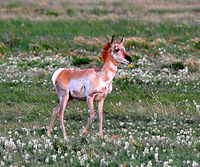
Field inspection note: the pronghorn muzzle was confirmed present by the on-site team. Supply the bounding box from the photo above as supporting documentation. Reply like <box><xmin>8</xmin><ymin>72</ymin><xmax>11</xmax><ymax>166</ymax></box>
<box><xmin>125</xmin><ymin>54</ymin><xmax>132</xmax><ymax>64</ymax></box>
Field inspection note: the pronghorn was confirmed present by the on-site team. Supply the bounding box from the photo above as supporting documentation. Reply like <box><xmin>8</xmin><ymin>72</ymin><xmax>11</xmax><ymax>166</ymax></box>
<box><xmin>47</xmin><ymin>35</ymin><xmax>132</xmax><ymax>137</ymax></box>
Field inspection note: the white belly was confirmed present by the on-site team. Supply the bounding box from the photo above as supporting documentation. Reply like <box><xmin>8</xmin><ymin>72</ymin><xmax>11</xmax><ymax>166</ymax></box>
<box><xmin>68</xmin><ymin>78</ymin><xmax>113</xmax><ymax>101</ymax></box>
<box><xmin>69</xmin><ymin>79</ymin><xmax>86</xmax><ymax>99</ymax></box>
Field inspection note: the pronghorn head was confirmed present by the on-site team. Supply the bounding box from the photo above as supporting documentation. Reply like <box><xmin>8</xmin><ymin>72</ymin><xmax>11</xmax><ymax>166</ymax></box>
<box><xmin>110</xmin><ymin>35</ymin><xmax>132</xmax><ymax>64</ymax></box>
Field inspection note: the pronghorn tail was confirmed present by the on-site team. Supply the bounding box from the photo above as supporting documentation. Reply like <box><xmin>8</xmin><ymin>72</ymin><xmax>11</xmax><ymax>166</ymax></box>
<box><xmin>52</xmin><ymin>68</ymin><xmax>65</xmax><ymax>87</ymax></box>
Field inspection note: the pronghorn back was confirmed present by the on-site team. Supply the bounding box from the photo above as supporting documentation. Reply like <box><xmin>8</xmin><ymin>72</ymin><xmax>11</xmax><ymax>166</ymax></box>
<box><xmin>52</xmin><ymin>68</ymin><xmax>101</xmax><ymax>87</ymax></box>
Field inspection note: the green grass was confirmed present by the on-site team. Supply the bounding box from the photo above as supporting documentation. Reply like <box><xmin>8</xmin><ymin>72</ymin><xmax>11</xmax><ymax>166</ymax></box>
<box><xmin>0</xmin><ymin>19</ymin><xmax>199</xmax><ymax>54</ymax></box>
<box><xmin>72</xmin><ymin>56</ymin><xmax>92</xmax><ymax>66</ymax></box>
<box><xmin>0</xmin><ymin>79</ymin><xmax>199</xmax><ymax>166</ymax></box>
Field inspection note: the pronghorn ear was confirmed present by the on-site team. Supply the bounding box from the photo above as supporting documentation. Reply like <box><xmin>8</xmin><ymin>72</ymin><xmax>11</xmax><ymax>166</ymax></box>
<box><xmin>120</xmin><ymin>36</ymin><xmax>124</xmax><ymax>45</ymax></box>
<box><xmin>110</xmin><ymin>35</ymin><xmax>115</xmax><ymax>44</ymax></box>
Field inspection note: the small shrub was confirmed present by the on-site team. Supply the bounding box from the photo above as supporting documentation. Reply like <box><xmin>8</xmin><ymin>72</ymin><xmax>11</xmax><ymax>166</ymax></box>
<box><xmin>29</xmin><ymin>44</ymin><xmax>41</xmax><ymax>53</ymax></box>
<box><xmin>195</xmin><ymin>42</ymin><xmax>200</xmax><ymax>50</ymax></box>
<box><xmin>171</xmin><ymin>62</ymin><xmax>185</xmax><ymax>71</ymax></box>
<box><xmin>0</xmin><ymin>43</ymin><xmax>7</xmax><ymax>54</ymax></box>
<box><xmin>90</xmin><ymin>7</ymin><xmax>108</xmax><ymax>16</ymax></box>
<box><xmin>5</xmin><ymin>37</ymin><xmax>22</xmax><ymax>47</ymax></box>
<box><xmin>72</xmin><ymin>56</ymin><xmax>92</xmax><ymax>66</ymax></box>
<box><xmin>46</xmin><ymin>10</ymin><xmax>59</xmax><ymax>17</ymax></box>
<box><xmin>42</xmin><ymin>43</ymin><xmax>52</xmax><ymax>50</ymax></box>
<box><xmin>162</xmin><ymin>62</ymin><xmax>185</xmax><ymax>71</ymax></box>
<box><xmin>66</xmin><ymin>8</ymin><xmax>76</xmax><ymax>16</ymax></box>
<box><xmin>192</xmin><ymin>38</ymin><xmax>200</xmax><ymax>50</ymax></box>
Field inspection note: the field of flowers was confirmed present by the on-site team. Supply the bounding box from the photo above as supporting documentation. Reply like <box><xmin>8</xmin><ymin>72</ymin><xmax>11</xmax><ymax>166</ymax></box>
<box><xmin>0</xmin><ymin>0</ymin><xmax>200</xmax><ymax>166</ymax></box>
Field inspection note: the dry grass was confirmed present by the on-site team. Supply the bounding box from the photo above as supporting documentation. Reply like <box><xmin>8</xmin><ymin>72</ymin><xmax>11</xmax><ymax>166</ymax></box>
<box><xmin>0</xmin><ymin>0</ymin><xmax>200</xmax><ymax>22</ymax></box>
<box><xmin>185</xmin><ymin>57</ymin><xmax>200</xmax><ymax>73</ymax></box>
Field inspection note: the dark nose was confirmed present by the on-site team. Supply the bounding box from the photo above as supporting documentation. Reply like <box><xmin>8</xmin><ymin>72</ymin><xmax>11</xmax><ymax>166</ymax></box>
<box><xmin>125</xmin><ymin>55</ymin><xmax>132</xmax><ymax>63</ymax></box>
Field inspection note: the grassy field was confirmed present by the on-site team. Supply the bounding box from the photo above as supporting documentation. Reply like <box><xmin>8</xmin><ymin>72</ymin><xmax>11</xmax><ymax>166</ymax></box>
<box><xmin>0</xmin><ymin>0</ymin><xmax>200</xmax><ymax>166</ymax></box>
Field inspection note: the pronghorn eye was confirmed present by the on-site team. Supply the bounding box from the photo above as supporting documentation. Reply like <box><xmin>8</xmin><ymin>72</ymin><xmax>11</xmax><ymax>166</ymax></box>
<box><xmin>115</xmin><ymin>48</ymin><xmax>119</xmax><ymax>52</ymax></box>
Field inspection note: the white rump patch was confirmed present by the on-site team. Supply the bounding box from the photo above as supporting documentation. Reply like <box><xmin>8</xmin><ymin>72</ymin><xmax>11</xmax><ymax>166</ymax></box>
<box><xmin>52</xmin><ymin>68</ymin><xmax>65</xmax><ymax>86</ymax></box>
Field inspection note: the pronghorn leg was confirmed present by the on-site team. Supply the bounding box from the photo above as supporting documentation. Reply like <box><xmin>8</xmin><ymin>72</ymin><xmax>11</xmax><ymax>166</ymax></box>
<box><xmin>82</xmin><ymin>96</ymin><xmax>94</xmax><ymax>135</ymax></box>
<box><xmin>47</xmin><ymin>98</ymin><xmax>73</xmax><ymax>137</ymax></box>
<box><xmin>98</xmin><ymin>98</ymin><xmax>105</xmax><ymax>136</ymax></box>
<box><xmin>47</xmin><ymin>105</ymin><xmax>60</xmax><ymax>137</ymax></box>
<box><xmin>59</xmin><ymin>91</ymin><xmax>69</xmax><ymax>137</ymax></box>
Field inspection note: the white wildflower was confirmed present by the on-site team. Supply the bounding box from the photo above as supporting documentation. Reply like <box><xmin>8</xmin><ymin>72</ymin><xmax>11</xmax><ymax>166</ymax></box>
<box><xmin>124</xmin><ymin>142</ymin><xmax>129</xmax><ymax>149</ymax></box>
<box><xmin>1</xmin><ymin>161</ymin><xmax>5</xmax><ymax>166</ymax></box>
<box><xmin>147</xmin><ymin>161</ymin><xmax>152</xmax><ymax>167</ymax></box>
<box><xmin>45</xmin><ymin>156</ymin><xmax>49</xmax><ymax>163</ymax></box>
<box><xmin>131</xmin><ymin>154</ymin><xmax>135</xmax><ymax>160</ymax></box>
<box><xmin>100</xmin><ymin>158</ymin><xmax>105</xmax><ymax>166</ymax></box>
<box><xmin>52</xmin><ymin>155</ymin><xmax>57</xmax><ymax>162</ymax></box>
<box><xmin>25</xmin><ymin>153</ymin><xmax>29</xmax><ymax>161</ymax></box>
<box><xmin>192</xmin><ymin>161</ymin><xmax>199</xmax><ymax>167</ymax></box>
<box><xmin>144</xmin><ymin>147</ymin><xmax>149</xmax><ymax>154</ymax></box>
<box><xmin>154</xmin><ymin>153</ymin><xmax>158</xmax><ymax>161</ymax></box>
<box><xmin>163</xmin><ymin>161</ymin><xmax>169</xmax><ymax>167</ymax></box>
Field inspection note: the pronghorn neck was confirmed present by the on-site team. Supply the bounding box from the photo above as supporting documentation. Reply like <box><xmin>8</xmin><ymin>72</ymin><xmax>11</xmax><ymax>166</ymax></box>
<box><xmin>100</xmin><ymin>50</ymin><xmax>118</xmax><ymax>82</ymax></box>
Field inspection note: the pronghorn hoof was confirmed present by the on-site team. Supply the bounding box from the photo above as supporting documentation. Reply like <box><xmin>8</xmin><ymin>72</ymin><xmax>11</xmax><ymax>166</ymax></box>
<box><xmin>47</xmin><ymin>132</ymin><xmax>51</xmax><ymax>137</ymax></box>
<box><xmin>82</xmin><ymin>130</ymin><xmax>87</xmax><ymax>135</ymax></box>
